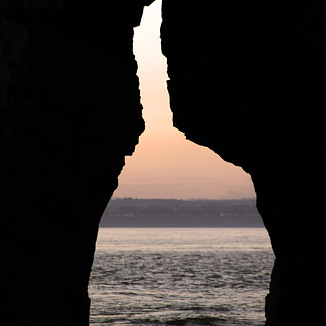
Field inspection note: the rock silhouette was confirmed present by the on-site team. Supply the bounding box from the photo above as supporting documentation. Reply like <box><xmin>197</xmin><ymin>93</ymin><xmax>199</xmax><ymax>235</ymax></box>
<box><xmin>0</xmin><ymin>1</ymin><xmax>153</xmax><ymax>325</ymax></box>
<box><xmin>161</xmin><ymin>1</ymin><xmax>326</xmax><ymax>325</ymax></box>
<box><xmin>1</xmin><ymin>0</ymin><xmax>325</xmax><ymax>325</ymax></box>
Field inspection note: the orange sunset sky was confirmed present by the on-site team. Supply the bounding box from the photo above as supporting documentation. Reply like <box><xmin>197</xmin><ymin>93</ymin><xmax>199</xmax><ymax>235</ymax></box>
<box><xmin>113</xmin><ymin>0</ymin><xmax>256</xmax><ymax>200</ymax></box>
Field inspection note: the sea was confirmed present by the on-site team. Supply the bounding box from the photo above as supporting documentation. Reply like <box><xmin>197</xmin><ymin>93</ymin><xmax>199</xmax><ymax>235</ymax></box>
<box><xmin>89</xmin><ymin>228</ymin><xmax>274</xmax><ymax>326</ymax></box>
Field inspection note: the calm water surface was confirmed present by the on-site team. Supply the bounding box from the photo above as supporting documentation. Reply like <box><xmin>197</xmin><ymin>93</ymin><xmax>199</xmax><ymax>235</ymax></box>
<box><xmin>89</xmin><ymin>228</ymin><xmax>274</xmax><ymax>325</ymax></box>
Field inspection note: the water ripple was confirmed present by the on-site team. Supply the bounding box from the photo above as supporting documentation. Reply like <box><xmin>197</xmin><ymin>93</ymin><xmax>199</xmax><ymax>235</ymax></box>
<box><xmin>90</xmin><ymin>228</ymin><xmax>274</xmax><ymax>326</ymax></box>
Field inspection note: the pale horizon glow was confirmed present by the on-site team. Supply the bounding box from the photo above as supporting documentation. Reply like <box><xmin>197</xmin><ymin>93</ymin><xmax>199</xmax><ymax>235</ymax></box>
<box><xmin>113</xmin><ymin>0</ymin><xmax>256</xmax><ymax>200</ymax></box>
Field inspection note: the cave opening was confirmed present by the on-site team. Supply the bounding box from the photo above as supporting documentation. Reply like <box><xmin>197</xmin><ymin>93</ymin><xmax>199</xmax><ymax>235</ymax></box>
<box><xmin>2</xmin><ymin>1</ymin><xmax>324</xmax><ymax>325</ymax></box>
<box><xmin>89</xmin><ymin>1</ymin><xmax>274</xmax><ymax>325</ymax></box>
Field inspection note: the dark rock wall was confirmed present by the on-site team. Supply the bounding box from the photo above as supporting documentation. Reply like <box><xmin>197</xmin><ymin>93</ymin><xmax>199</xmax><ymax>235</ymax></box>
<box><xmin>1</xmin><ymin>0</ymin><xmax>325</xmax><ymax>325</ymax></box>
<box><xmin>161</xmin><ymin>1</ymin><xmax>326</xmax><ymax>325</ymax></box>
<box><xmin>0</xmin><ymin>1</ymin><xmax>153</xmax><ymax>325</ymax></box>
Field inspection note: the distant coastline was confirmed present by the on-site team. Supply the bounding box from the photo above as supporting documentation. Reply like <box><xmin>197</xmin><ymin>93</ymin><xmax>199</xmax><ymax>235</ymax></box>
<box><xmin>100</xmin><ymin>198</ymin><xmax>263</xmax><ymax>228</ymax></box>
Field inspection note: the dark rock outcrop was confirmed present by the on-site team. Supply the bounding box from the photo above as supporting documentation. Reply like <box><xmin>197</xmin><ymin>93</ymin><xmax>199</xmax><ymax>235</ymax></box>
<box><xmin>161</xmin><ymin>1</ymin><xmax>326</xmax><ymax>325</ymax></box>
<box><xmin>0</xmin><ymin>1</ymin><xmax>153</xmax><ymax>325</ymax></box>
<box><xmin>1</xmin><ymin>0</ymin><xmax>325</xmax><ymax>325</ymax></box>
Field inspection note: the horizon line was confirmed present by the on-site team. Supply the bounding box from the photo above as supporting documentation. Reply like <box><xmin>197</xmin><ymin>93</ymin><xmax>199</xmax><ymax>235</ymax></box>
<box><xmin>111</xmin><ymin>196</ymin><xmax>257</xmax><ymax>201</ymax></box>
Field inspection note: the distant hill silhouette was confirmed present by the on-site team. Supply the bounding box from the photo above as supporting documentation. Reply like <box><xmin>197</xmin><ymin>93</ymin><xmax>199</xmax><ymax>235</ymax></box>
<box><xmin>100</xmin><ymin>198</ymin><xmax>264</xmax><ymax>227</ymax></box>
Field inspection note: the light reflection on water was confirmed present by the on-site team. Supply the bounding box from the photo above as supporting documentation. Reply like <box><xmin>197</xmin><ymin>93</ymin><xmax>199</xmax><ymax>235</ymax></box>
<box><xmin>89</xmin><ymin>228</ymin><xmax>274</xmax><ymax>326</ymax></box>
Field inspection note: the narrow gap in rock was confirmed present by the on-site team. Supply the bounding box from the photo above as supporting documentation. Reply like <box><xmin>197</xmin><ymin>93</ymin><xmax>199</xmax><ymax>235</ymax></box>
<box><xmin>116</xmin><ymin>0</ymin><xmax>256</xmax><ymax>201</ymax></box>
<box><xmin>89</xmin><ymin>1</ymin><xmax>274</xmax><ymax>325</ymax></box>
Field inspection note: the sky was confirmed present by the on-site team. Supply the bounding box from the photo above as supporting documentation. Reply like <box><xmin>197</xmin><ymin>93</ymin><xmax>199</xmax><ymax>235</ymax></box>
<box><xmin>113</xmin><ymin>0</ymin><xmax>256</xmax><ymax>200</ymax></box>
